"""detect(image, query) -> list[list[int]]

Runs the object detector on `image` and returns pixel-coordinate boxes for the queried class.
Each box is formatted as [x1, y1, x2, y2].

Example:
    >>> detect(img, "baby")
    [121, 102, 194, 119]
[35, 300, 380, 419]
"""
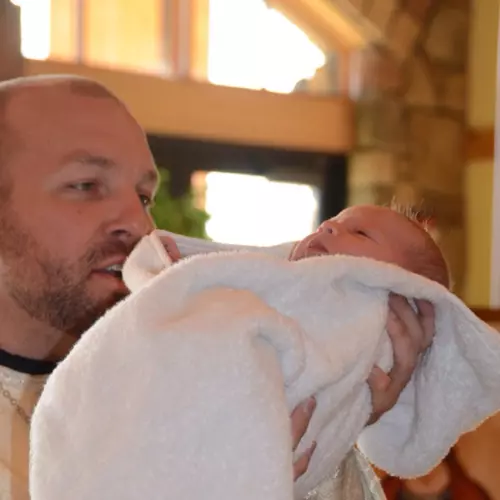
[163, 204, 449, 289]
[288, 205, 449, 288]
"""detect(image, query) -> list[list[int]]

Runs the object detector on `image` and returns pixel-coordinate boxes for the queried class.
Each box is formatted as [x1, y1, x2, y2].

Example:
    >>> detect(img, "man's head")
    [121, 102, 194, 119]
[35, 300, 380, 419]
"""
[0, 75, 158, 340]
[290, 205, 449, 288]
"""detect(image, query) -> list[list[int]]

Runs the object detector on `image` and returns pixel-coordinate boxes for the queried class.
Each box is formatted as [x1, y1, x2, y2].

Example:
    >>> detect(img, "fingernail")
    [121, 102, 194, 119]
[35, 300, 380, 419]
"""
[303, 397, 316, 416]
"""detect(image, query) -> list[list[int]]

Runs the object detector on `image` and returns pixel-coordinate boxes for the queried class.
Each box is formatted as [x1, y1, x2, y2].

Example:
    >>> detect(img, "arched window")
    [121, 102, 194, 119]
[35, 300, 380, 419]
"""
[207, 0, 325, 93]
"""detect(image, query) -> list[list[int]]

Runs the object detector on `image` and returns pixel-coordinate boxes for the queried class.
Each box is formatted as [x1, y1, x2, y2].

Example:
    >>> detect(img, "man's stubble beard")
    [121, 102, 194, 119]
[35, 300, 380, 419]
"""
[0, 208, 131, 338]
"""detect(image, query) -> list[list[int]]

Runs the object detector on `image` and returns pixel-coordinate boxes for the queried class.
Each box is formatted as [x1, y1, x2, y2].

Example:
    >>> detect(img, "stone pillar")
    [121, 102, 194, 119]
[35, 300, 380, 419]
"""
[0, 0, 23, 82]
[346, 0, 470, 295]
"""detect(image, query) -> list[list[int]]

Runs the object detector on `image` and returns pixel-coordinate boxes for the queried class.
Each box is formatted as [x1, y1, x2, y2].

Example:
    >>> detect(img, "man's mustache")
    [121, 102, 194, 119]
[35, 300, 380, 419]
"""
[85, 239, 138, 267]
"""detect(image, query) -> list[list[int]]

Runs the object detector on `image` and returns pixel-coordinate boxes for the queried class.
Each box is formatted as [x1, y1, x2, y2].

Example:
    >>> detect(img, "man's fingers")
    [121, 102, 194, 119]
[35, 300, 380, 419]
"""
[290, 397, 316, 450]
[293, 442, 317, 481]
[388, 294, 422, 351]
[290, 399, 316, 481]
[385, 298, 420, 405]
[158, 235, 182, 263]
[415, 299, 435, 350]
[368, 366, 391, 392]
[386, 313, 416, 376]
[368, 296, 436, 427]
[366, 367, 392, 425]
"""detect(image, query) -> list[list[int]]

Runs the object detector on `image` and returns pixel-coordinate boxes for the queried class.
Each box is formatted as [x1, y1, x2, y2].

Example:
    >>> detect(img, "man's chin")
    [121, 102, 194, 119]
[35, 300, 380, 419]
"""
[88, 271, 131, 303]
[100, 288, 129, 310]
[69, 291, 128, 338]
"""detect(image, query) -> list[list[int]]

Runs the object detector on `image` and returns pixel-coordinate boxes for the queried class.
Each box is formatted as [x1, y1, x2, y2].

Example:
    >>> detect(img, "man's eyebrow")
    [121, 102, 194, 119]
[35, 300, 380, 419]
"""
[140, 169, 159, 187]
[61, 150, 158, 188]
[67, 152, 117, 169]
[59, 150, 117, 169]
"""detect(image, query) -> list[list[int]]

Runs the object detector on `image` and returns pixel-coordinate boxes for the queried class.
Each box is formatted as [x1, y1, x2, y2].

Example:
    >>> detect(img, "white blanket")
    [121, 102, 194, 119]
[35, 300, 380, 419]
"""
[30, 232, 500, 500]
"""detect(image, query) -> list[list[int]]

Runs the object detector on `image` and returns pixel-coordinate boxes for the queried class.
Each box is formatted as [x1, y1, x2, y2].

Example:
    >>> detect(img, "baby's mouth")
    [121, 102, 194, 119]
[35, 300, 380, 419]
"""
[306, 238, 328, 256]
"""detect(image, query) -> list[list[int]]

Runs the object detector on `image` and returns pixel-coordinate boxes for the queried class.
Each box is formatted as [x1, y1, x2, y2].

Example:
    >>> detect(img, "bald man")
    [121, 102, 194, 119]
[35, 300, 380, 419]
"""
[0, 75, 434, 500]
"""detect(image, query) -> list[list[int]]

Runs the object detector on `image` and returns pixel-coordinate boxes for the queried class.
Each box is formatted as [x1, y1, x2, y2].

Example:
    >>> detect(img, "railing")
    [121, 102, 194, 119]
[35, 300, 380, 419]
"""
[472, 308, 500, 329]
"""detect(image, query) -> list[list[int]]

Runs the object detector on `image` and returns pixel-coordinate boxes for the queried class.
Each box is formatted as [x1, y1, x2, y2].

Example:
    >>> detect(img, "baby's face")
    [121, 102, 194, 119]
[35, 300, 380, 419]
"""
[290, 205, 427, 271]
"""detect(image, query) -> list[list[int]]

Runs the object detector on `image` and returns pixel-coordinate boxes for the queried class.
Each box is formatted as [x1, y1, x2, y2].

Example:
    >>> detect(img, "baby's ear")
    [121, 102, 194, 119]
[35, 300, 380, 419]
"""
[122, 232, 173, 292]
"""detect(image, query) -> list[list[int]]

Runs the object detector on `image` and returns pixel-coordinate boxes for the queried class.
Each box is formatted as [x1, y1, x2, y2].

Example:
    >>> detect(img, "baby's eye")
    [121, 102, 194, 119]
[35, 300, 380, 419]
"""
[356, 230, 369, 238]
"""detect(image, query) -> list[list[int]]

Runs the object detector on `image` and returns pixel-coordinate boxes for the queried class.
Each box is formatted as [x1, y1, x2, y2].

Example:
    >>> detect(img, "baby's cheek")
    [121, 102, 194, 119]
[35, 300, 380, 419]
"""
[289, 241, 307, 261]
[288, 242, 300, 261]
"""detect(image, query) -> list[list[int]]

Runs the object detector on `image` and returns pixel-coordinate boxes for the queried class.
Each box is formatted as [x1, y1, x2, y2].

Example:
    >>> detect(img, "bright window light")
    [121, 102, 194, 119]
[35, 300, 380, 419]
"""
[204, 172, 319, 246]
[10, 0, 51, 60]
[208, 0, 326, 93]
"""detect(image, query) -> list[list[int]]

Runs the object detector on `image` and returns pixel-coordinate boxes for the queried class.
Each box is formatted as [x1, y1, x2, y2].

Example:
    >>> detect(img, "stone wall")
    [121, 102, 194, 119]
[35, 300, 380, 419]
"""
[337, 0, 470, 295]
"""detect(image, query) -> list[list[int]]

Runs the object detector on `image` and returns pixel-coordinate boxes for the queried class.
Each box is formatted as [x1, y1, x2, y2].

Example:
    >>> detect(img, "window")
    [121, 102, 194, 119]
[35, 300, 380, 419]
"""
[203, 172, 319, 246]
[207, 0, 325, 93]
[11, 0, 51, 60]
[12, 0, 166, 72]
[84, 0, 166, 73]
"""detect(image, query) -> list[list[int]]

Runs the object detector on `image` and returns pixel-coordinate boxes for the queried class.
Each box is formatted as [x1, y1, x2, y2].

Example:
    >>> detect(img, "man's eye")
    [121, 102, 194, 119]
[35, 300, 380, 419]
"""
[69, 181, 98, 192]
[139, 194, 153, 208]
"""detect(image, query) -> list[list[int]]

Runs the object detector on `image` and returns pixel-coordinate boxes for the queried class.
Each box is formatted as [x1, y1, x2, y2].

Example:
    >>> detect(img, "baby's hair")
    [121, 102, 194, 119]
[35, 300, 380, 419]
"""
[389, 201, 432, 229]
[389, 201, 451, 289]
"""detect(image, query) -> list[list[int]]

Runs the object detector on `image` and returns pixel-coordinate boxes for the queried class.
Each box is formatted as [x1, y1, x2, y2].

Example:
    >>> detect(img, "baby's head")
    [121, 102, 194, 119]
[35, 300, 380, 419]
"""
[290, 205, 449, 288]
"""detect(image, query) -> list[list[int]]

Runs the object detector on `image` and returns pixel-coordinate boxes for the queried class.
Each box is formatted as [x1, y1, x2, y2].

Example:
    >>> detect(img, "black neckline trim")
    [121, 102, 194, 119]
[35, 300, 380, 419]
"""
[0, 349, 57, 375]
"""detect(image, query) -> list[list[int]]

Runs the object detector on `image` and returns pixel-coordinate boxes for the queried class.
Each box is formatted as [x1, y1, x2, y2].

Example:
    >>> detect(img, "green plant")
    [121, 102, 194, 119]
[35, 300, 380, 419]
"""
[151, 169, 210, 239]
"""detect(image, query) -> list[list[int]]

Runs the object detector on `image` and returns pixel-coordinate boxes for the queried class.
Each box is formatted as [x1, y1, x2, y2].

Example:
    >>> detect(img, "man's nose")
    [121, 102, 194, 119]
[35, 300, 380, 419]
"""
[106, 197, 155, 246]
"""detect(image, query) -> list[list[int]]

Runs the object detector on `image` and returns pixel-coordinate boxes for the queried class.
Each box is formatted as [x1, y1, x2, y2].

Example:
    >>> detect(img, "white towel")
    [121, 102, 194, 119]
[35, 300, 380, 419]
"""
[30, 232, 500, 500]
[158, 229, 297, 258]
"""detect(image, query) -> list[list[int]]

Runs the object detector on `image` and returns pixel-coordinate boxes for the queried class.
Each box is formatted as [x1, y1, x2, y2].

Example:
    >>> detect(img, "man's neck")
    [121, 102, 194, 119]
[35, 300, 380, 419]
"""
[0, 295, 76, 362]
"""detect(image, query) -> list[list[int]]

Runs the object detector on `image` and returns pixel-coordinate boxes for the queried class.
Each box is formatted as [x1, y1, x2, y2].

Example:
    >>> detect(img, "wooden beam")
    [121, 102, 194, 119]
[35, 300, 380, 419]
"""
[24, 59, 355, 153]
[466, 127, 495, 162]
[472, 308, 500, 324]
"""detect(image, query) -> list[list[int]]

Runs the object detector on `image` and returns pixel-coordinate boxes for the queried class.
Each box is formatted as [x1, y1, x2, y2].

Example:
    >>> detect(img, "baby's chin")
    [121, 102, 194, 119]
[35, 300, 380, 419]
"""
[290, 248, 334, 261]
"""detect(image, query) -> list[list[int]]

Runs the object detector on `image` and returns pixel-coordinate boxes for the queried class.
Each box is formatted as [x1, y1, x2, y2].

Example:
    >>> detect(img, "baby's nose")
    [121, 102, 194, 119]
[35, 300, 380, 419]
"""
[319, 220, 339, 236]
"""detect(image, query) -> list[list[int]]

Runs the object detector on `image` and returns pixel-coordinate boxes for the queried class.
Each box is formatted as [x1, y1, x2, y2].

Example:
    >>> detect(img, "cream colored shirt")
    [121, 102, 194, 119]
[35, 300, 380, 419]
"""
[0, 366, 47, 500]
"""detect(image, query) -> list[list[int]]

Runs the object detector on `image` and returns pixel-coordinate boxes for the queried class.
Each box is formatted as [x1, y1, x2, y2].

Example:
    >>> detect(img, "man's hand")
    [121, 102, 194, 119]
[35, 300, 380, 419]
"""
[291, 397, 317, 480]
[367, 294, 435, 425]
[158, 234, 182, 263]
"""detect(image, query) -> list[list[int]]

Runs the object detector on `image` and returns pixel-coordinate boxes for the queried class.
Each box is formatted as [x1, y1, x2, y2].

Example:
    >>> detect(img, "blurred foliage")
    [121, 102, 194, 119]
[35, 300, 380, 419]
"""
[151, 169, 210, 239]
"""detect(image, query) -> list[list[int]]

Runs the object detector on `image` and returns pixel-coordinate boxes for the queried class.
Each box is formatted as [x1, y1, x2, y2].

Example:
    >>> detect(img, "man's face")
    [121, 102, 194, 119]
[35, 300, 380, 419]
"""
[0, 86, 158, 337]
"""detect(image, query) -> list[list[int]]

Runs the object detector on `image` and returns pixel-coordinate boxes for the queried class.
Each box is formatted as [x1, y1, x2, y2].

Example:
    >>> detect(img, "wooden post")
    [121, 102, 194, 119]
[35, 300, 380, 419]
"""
[491, 15, 500, 307]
